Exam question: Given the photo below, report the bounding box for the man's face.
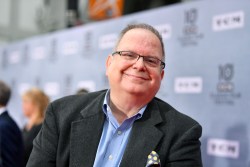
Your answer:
[106,28,164,98]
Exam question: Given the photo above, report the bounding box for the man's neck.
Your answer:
[109,90,150,124]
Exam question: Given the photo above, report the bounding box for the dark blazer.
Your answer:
[0,111,24,167]
[27,90,202,167]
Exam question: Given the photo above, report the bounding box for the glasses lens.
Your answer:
[120,51,138,60]
[144,57,159,67]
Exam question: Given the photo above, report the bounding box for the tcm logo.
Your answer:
[207,138,240,159]
[44,82,60,96]
[9,51,21,64]
[174,77,202,94]
[31,46,46,60]
[62,41,79,56]
[98,33,118,49]
[213,11,244,31]
[155,24,172,39]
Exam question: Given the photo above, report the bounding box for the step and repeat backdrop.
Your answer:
[0,0,250,166]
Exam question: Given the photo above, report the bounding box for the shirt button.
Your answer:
[117,131,122,135]
[108,155,113,160]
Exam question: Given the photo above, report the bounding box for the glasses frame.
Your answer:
[112,51,165,69]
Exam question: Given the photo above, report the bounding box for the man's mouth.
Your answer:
[123,72,149,80]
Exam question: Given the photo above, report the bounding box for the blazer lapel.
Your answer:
[120,99,164,167]
[69,92,106,167]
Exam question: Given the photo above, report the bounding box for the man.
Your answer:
[27,23,202,167]
[0,80,24,167]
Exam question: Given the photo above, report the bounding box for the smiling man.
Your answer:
[27,23,202,167]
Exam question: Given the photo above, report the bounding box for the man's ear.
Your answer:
[160,69,164,80]
[105,55,113,76]
[106,55,113,68]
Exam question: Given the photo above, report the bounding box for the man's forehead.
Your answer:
[122,28,158,39]
[118,28,161,47]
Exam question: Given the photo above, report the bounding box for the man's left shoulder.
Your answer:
[153,97,201,130]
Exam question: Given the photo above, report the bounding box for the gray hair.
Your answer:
[115,23,165,62]
[0,80,11,106]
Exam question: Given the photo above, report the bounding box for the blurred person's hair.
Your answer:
[0,80,11,106]
[76,88,89,95]
[22,88,50,119]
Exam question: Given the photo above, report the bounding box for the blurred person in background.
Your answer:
[21,88,49,165]
[0,80,24,167]
[76,88,89,95]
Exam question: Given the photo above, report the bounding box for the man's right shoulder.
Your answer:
[53,89,106,107]
[47,89,107,123]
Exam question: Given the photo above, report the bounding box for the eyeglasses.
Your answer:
[112,51,165,69]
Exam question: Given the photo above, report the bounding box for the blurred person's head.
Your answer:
[22,88,49,127]
[76,88,89,95]
[106,23,165,104]
[0,80,11,108]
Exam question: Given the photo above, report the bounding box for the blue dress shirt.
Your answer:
[93,91,147,167]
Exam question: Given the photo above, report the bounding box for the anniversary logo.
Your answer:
[49,38,57,62]
[64,74,73,95]
[11,78,17,91]
[178,8,204,46]
[210,63,241,105]
[1,49,8,69]
[22,45,29,65]
[35,77,41,87]
[83,31,93,52]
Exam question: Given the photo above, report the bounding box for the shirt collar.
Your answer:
[0,107,7,116]
[102,90,147,120]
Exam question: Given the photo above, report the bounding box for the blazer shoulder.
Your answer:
[51,90,106,111]
[46,90,106,126]
[153,97,201,131]
[0,112,19,129]
[0,112,22,141]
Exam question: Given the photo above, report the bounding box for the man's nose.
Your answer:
[133,56,146,70]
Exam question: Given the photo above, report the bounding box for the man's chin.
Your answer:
[122,86,148,96]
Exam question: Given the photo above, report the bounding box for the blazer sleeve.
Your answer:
[0,123,23,167]
[26,103,58,167]
[166,123,203,167]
